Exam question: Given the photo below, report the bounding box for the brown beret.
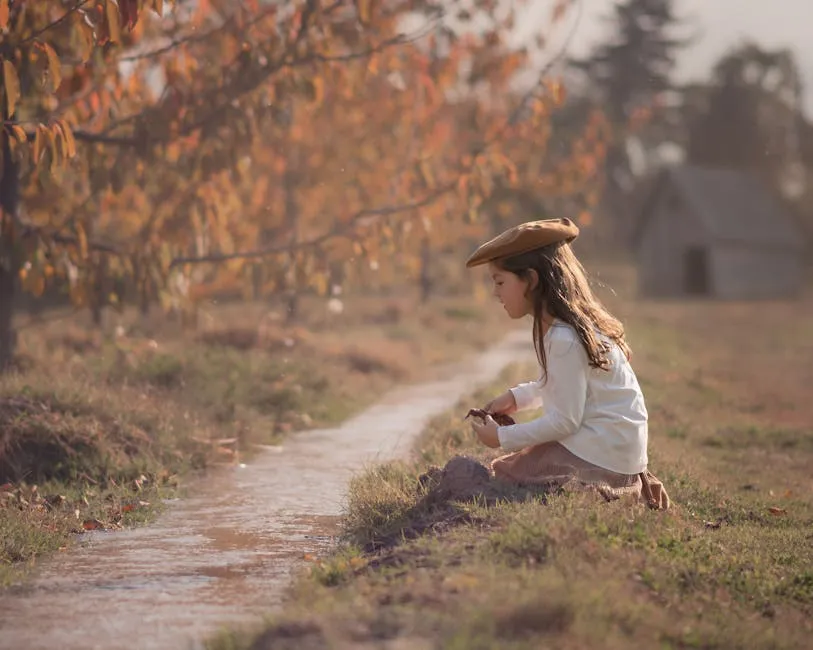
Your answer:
[465,218,579,268]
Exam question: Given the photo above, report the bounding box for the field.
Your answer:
[209,264,813,650]
[0,283,509,586]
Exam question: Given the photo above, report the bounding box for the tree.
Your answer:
[685,42,806,198]
[570,0,686,124]
[565,0,688,244]
[1,0,605,370]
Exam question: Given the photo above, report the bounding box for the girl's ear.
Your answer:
[526,269,539,292]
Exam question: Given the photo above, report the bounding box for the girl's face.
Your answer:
[488,262,534,319]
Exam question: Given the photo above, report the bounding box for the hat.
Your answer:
[465,218,579,268]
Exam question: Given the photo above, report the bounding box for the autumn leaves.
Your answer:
[0,1,604,354]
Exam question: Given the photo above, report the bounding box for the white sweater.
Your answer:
[497,321,649,475]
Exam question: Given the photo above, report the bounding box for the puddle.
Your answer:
[0,330,532,650]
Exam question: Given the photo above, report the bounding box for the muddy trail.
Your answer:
[0,330,530,650]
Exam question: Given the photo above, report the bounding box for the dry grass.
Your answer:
[1,285,509,585]
[209,263,813,650]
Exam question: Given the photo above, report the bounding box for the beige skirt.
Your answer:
[491,442,670,510]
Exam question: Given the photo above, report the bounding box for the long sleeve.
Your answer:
[509,381,543,411]
[498,333,588,452]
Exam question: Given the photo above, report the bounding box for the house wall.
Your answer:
[636,190,708,296]
[710,245,804,299]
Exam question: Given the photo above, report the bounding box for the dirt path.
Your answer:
[0,329,531,650]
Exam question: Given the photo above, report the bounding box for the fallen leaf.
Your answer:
[82,519,105,530]
[704,519,723,529]
[768,507,787,516]
[120,500,150,513]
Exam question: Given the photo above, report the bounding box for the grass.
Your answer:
[208,266,813,650]
[1,286,511,585]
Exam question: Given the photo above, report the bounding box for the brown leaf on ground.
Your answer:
[82,519,105,530]
[768,507,787,516]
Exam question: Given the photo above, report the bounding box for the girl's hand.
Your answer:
[484,390,517,415]
[471,415,501,448]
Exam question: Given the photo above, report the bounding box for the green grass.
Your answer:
[208,288,813,650]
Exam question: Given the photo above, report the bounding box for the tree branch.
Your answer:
[119,3,281,62]
[168,181,456,268]
[17,0,95,47]
[73,5,432,148]
[164,1,586,269]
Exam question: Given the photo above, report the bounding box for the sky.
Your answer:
[518,0,813,114]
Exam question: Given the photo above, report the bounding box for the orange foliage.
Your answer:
[0,0,608,314]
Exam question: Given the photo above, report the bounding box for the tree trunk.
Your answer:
[283,163,300,324]
[91,301,103,327]
[133,258,151,317]
[0,129,20,372]
[284,292,299,325]
[0,252,16,372]
[90,255,108,328]
[139,276,151,317]
[419,237,432,304]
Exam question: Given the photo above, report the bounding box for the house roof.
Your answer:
[634,165,807,251]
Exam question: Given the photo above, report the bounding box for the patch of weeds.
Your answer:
[493,596,574,639]
[446,593,574,649]
[342,461,478,552]
[655,533,692,558]
[0,506,65,584]
[666,425,689,440]
[584,508,652,550]
[776,571,813,605]
[308,548,366,587]
[487,513,553,567]
[230,620,326,650]
[703,426,813,452]
[0,373,206,579]
[134,353,185,388]
[383,325,413,341]
[343,348,404,377]
[342,461,423,549]
[1,476,176,585]
[443,306,480,321]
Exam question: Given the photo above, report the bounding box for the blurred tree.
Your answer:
[685,41,806,200]
[567,0,689,245]
[569,0,686,124]
[0,0,606,369]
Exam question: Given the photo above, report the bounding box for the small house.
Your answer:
[634,165,808,299]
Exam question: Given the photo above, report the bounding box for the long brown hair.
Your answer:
[496,242,630,381]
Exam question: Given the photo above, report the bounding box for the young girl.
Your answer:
[466,218,669,509]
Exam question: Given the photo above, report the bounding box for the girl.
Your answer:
[466,218,669,509]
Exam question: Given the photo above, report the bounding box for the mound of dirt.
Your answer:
[418,456,497,503]
[0,395,151,484]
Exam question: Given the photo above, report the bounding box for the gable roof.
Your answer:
[634,165,807,251]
